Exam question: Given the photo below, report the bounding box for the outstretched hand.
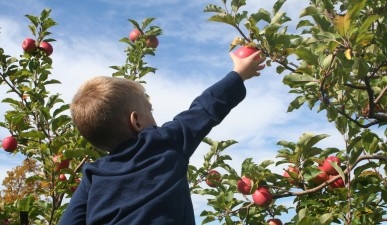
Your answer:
[230,50,266,81]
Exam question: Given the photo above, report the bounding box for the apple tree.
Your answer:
[185,0,387,224]
[0,9,161,224]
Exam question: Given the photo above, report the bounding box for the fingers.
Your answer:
[257,64,266,71]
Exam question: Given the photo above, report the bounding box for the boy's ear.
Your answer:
[129,111,142,133]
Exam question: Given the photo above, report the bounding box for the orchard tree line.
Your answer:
[0,0,386,224]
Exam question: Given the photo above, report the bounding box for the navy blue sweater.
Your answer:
[59,71,246,225]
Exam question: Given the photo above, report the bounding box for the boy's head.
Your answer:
[70,76,156,152]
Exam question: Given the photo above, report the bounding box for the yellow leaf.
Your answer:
[344,49,352,60]
[333,14,350,37]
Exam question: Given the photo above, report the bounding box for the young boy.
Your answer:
[59,50,265,225]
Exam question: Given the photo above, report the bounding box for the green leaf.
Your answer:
[293,47,319,65]
[141,17,156,30]
[347,0,366,21]
[53,104,70,117]
[296,20,314,29]
[273,0,286,15]
[300,5,318,18]
[356,15,381,38]
[128,19,142,31]
[270,11,285,25]
[283,73,316,89]
[250,8,271,23]
[287,96,306,112]
[208,14,235,26]
[362,131,381,154]
[204,4,225,13]
[231,0,246,12]
[25,14,39,27]
[320,212,334,224]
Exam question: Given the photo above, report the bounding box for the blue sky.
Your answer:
[0,0,359,224]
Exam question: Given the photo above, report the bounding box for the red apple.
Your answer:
[329,175,345,189]
[321,156,341,175]
[129,29,141,42]
[283,166,299,184]
[22,38,36,53]
[267,218,283,225]
[312,166,329,185]
[70,178,80,192]
[2,136,18,152]
[234,46,260,60]
[252,186,273,206]
[53,154,70,172]
[146,36,159,48]
[237,176,252,195]
[205,170,221,188]
[39,42,53,56]
[59,174,67,181]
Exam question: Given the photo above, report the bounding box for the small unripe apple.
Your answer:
[252,186,273,206]
[129,29,141,42]
[39,42,53,56]
[53,154,70,172]
[22,38,36,53]
[2,136,18,152]
[234,46,260,60]
[267,218,283,225]
[205,170,221,188]
[146,36,159,48]
[237,176,252,195]
[321,156,341,175]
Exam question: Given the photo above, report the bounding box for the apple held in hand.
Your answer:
[234,46,260,60]
[237,176,252,195]
[252,186,273,206]
[39,42,53,56]
[321,156,341,175]
[129,29,141,42]
[267,218,283,225]
[22,38,36,53]
[2,136,18,152]
[205,170,221,188]
[146,36,159,48]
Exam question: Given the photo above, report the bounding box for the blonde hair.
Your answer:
[70,76,146,152]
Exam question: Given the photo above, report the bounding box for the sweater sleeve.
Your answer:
[58,176,89,225]
[160,71,246,157]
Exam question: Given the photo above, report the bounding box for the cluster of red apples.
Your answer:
[204,156,343,225]
[205,169,282,224]
[129,29,159,48]
[283,155,344,189]
[22,38,53,56]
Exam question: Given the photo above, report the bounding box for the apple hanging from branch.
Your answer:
[39,41,53,56]
[22,38,36,53]
[252,186,273,206]
[205,170,221,188]
[237,176,252,195]
[2,136,18,152]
